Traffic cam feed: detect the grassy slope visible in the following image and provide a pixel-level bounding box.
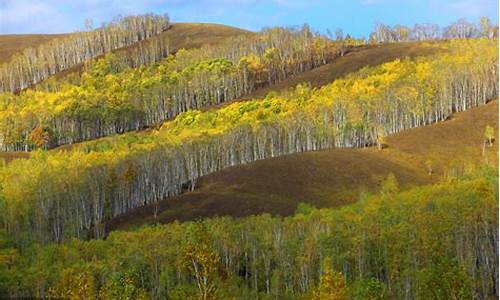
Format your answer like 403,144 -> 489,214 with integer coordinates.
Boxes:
108,99 -> 498,231
205,42 -> 440,112
49,22 -> 252,80
0,34 -> 69,64
0,23 -> 251,84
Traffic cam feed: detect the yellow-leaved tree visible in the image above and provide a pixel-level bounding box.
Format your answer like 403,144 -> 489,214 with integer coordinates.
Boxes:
310,258 -> 347,300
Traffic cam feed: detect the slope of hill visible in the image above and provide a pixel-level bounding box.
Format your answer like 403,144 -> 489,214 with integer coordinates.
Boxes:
0,23 -> 252,159
0,41 -> 440,160
47,22 -> 253,81
0,22 -> 251,93
236,41 -> 441,101
108,99 -> 498,231
1,15 -> 173,93
151,22 -> 252,51
202,42 -> 442,113
0,37 -> 495,241
0,34 -> 69,64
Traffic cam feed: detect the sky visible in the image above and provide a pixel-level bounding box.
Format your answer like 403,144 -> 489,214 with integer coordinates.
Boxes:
0,0 -> 498,37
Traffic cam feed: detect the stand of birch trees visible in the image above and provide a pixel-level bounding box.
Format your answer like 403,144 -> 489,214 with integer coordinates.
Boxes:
0,39 -> 496,244
0,26 -> 349,151
0,168 -> 497,299
369,16 -> 498,43
0,14 -> 170,93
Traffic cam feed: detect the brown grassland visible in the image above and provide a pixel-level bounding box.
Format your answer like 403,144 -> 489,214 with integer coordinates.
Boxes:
0,33 -> 69,63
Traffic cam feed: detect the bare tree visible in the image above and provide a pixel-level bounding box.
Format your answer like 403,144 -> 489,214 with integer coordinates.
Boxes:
444,18 -> 478,39
412,23 -> 440,41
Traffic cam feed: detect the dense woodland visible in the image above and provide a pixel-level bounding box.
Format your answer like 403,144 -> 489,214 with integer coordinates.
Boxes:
0,168 -> 497,299
0,39 -> 496,244
0,14 -> 171,93
0,26 -> 352,151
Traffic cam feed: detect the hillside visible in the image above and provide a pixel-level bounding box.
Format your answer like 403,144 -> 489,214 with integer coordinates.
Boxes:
0,21 -> 251,94
1,11 -> 498,300
12,171 -> 495,299
202,41 -> 441,113
0,23 -> 252,158
108,99 -> 498,231
237,41 -> 440,101
0,41 -> 439,161
0,37 -> 496,244
148,22 -> 252,51
48,22 -> 252,80
0,33 -> 69,64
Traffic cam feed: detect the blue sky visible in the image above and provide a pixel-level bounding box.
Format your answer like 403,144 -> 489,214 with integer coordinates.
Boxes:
1,0 -> 498,37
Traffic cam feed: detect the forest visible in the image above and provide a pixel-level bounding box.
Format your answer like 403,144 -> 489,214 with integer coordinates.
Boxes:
1,17 -> 496,152
0,25 -> 354,151
0,13 -> 498,300
0,38 -> 497,244
0,167 -> 497,299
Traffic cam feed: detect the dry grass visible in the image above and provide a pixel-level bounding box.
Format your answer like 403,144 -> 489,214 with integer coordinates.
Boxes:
154,22 -> 252,50
0,34 -> 69,64
108,100 -> 498,231
47,23 -> 252,80
0,151 -> 30,164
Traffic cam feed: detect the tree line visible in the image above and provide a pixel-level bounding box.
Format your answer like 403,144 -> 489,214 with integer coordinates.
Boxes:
0,167 -> 497,299
0,39 -> 496,244
369,17 -> 498,43
0,13 -> 170,93
0,25 -> 352,151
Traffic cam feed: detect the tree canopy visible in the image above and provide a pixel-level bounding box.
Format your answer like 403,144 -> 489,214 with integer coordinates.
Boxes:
0,167 -> 496,299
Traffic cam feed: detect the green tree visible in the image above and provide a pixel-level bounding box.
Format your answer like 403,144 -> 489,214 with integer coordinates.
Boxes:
182,223 -> 220,300
98,273 -> 150,300
417,259 -> 473,300
376,127 -> 387,151
381,173 -> 399,196
48,268 -> 97,300
349,278 -> 387,300
295,202 -> 315,215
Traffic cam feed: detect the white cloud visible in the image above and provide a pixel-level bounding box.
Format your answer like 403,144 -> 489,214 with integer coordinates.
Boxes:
0,0 -> 71,33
